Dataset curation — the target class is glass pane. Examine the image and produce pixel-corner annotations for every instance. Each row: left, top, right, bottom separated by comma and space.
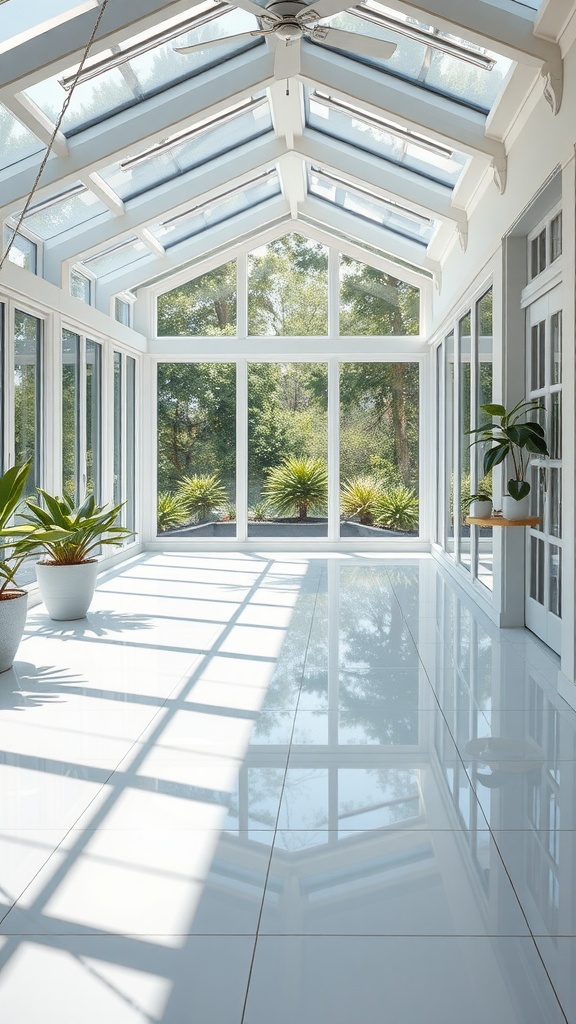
551, 311, 561, 385
0, 104, 44, 171
62, 329, 79, 500
126, 356, 136, 534
157, 261, 237, 337
157, 363, 236, 536
86, 340, 102, 502
459, 312, 471, 573
115, 298, 130, 326
550, 392, 561, 459
248, 235, 328, 337
531, 321, 545, 391
530, 535, 545, 605
309, 168, 436, 245
23, 187, 108, 239
14, 310, 41, 495
71, 270, 91, 303
445, 330, 455, 552
248, 363, 327, 538
550, 213, 562, 263
113, 352, 122, 507
549, 544, 561, 618
320, 5, 512, 112
5, 230, 37, 273
340, 363, 419, 537
306, 90, 467, 188
476, 289, 493, 590
99, 98, 272, 201
339, 256, 419, 335
0, 304, 4, 475
549, 467, 561, 538
530, 465, 544, 526
82, 238, 149, 278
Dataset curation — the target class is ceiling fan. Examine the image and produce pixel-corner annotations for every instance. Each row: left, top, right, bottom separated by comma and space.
175, 0, 397, 80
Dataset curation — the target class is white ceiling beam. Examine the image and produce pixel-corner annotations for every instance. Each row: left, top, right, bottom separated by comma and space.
0, 0, 207, 90
43, 136, 288, 280
83, 172, 125, 216
3, 94, 68, 158
278, 152, 307, 218
299, 47, 507, 173
389, 0, 563, 112
95, 196, 290, 309
299, 131, 467, 228
267, 77, 304, 150
0, 51, 275, 214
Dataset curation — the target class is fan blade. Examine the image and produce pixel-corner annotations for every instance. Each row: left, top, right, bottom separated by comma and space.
274, 38, 301, 79
315, 26, 396, 59
174, 30, 269, 55
302, 0, 357, 21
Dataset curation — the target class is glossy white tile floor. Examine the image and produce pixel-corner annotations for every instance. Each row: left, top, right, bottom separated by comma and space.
1, 553, 575, 1023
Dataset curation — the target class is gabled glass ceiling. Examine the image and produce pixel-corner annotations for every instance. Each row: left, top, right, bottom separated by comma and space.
308, 167, 437, 246
23, 5, 263, 136
306, 90, 467, 188
319, 2, 513, 113
98, 96, 273, 202
17, 183, 108, 240
149, 170, 281, 250
0, 104, 44, 171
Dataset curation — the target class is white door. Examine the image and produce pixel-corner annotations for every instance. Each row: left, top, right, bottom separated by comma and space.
524, 288, 562, 653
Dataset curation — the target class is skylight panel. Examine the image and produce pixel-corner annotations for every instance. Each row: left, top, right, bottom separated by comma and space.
81, 237, 150, 278
0, 104, 44, 171
98, 97, 273, 203
308, 167, 436, 246
148, 171, 281, 250
0, 0, 95, 55
318, 2, 513, 113
23, 7, 263, 137
17, 183, 109, 240
306, 90, 467, 189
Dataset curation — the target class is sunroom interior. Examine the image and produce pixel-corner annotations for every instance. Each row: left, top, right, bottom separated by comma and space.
1, 0, 576, 1020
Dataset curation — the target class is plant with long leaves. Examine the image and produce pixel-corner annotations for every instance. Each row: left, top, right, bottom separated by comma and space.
157, 490, 188, 532
177, 474, 228, 523
374, 486, 419, 532
264, 457, 328, 521
15, 491, 133, 565
467, 400, 549, 501
340, 475, 384, 526
0, 463, 71, 593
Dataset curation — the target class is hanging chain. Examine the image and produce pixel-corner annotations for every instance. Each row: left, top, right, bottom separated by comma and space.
0, 0, 113, 273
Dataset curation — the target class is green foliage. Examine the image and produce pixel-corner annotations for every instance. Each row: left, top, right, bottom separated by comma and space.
374, 487, 419, 533
218, 501, 236, 522
339, 256, 420, 336
157, 262, 237, 336
0, 462, 36, 595
247, 235, 329, 336
177, 474, 227, 523
248, 501, 270, 522
157, 491, 188, 533
17, 491, 133, 565
468, 399, 549, 499
263, 457, 328, 521
340, 475, 384, 526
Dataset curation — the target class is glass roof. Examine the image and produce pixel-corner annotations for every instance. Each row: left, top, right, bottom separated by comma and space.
98, 96, 273, 202
306, 89, 467, 189
318, 2, 513, 113
18, 183, 109, 240
0, 104, 44, 171
0, 0, 90, 51
81, 237, 151, 278
308, 167, 437, 246
149, 171, 281, 250
23, 6, 263, 137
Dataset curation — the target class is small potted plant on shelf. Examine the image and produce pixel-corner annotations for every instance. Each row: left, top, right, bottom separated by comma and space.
466, 491, 493, 519
467, 399, 549, 520
16, 491, 134, 620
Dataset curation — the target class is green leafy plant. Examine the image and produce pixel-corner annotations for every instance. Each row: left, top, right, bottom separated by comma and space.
177, 474, 227, 523
263, 457, 328, 521
16, 491, 134, 565
340, 475, 384, 526
374, 486, 419, 532
0, 463, 37, 596
467, 400, 549, 501
157, 491, 188, 532
248, 501, 270, 522
218, 500, 236, 522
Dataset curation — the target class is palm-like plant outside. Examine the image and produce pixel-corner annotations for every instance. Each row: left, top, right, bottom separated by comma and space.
340, 475, 384, 526
177, 474, 227, 523
157, 490, 188, 532
264, 457, 328, 521
16, 491, 133, 564
374, 486, 419, 532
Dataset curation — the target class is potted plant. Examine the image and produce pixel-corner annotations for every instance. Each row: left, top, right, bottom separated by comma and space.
17, 491, 134, 620
466, 491, 493, 519
467, 400, 549, 520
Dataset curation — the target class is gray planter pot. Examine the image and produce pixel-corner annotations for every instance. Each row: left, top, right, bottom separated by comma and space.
0, 591, 28, 673
36, 560, 99, 620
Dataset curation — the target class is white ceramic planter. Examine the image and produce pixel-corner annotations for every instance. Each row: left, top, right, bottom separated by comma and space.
0, 591, 28, 672
469, 500, 492, 518
36, 560, 99, 620
502, 494, 531, 520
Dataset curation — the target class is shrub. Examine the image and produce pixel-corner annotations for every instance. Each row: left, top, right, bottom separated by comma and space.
374, 486, 419, 533
157, 490, 188, 532
264, 457, 328, 521
218, 501, 236, 522
340, 475, 384, 526
248, 501, 270, 522
177, 474, 227, 523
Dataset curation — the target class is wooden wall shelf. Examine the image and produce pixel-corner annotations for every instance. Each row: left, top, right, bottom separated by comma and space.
465, 516, 541, 527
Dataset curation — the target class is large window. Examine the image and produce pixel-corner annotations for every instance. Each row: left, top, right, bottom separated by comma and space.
114, 351, 137, 532
157, 261, 237, 337
248, 235, 329, 337
14, 309, 42, 495
339, 257, 420, 336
